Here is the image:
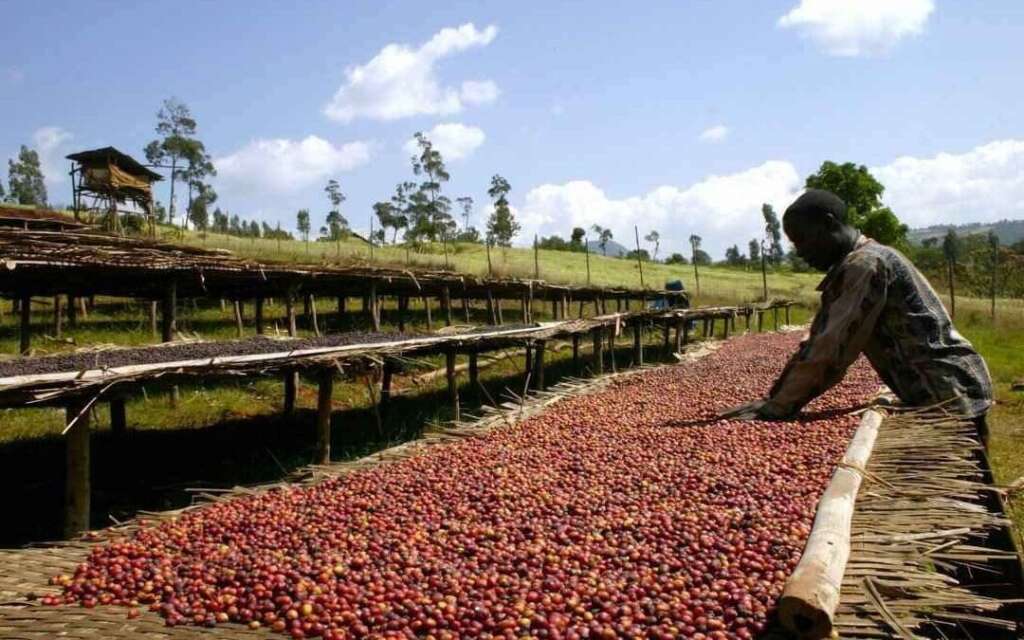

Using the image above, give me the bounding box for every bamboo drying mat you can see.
[833,408,1023,639]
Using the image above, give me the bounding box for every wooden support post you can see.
[315,369,334,465]
[785,304,791,326]
[572,334,580,371]
[757,309,764,333]
[397,296,407,333]
[578,300,585,319]
[283,370,297,414]
[110,397,127,436]
[149,301,157,338]
[592,328,604,375]
[486,290,496,325]
[674,320,683,353]
[524,344,533,375]
[533,340,546,390]
[286,294,297,337]
[64,398,91,538]
[462,297,471,323]
[442,287,453,326]
[445,349,459,422]
[371,284,382,332]
[722,315,730,339]
[662,323,670,354]
[233,300,244,337]
[633,322,643,366]
[161,283,176,343]
[67,295,78,328]
[80,297,90,319]
[594,298,601,316]
[380,360,394,415]
[255,297,265,335]
[308,295,320,337]
[337,296,346,317]
[551,298,558,320]
[468,352,479,393]
[19,295,31,355]
[423,296,433,329]
[774,307,779,331]
[496,297,503,325]
[522,295,530,323]
[53,296,63,338]
[745,311,751,331]
[608,330,617,373]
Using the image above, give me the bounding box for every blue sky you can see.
[3,1,1023,257]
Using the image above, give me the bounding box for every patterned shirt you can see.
[766,235,992,418]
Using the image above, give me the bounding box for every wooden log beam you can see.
[64,398,91,538]
[314,369,334,465]
[19,295,31,355]
[109,397,127,437]
[779,410,882,640]
[445,349,459,421]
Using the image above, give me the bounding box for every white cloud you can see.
[32,126,74,186]
[699,125,729,142]
[872,139,1024,228]
[517,161,802,258]
[778,0,934,56]
[214,135,371,194]
[403,123,485,161]
[324,23,499,122]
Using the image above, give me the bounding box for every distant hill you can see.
[586,239,629,257]
[909,219,1024,246]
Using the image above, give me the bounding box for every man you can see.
[724,189,992,443]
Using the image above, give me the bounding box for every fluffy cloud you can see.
[778,0,934,56]
[872,139,1024,228]
[214,136,371,194]
[324,23,499,122]
[403,123,485,161]
[32,126,74,186]
[699,125,729,143]
[517,161,802,258]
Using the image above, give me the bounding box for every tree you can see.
[212,207,227,233]
[454,196,480,242]
[591,224,614,256]
[372,202,395,243]
[7,145,47,206]
[390,181,414,243]
[188,183,215,237]
[296,209,311,250]
[486,174,520,247]
[724,245,745,266]
[324,179,349,253]
[145,98,202,227]
[0,176,6,202]
[539,235,570,251]
[644,230,661,261]
[762,204,783,265]
[665,252,688,265]
[689,235,703,296]
[229,214,242,235]
[804,161,908,246]
[409,132,453,245]
[570,227,586,249]
[942,229,960,319]
[626,248,651,261]
[748,239,761,263]
[988,231,999,320]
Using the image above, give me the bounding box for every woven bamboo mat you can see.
[833,408,1023,639]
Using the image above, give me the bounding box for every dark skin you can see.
[719,208,860,420]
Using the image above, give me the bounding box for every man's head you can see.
[783,189,859,271]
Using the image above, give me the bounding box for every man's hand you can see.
[717,398,793,421]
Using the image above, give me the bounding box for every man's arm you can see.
[723,256,887,420]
